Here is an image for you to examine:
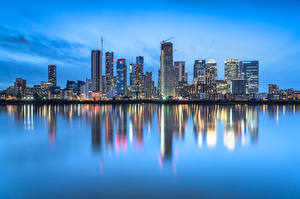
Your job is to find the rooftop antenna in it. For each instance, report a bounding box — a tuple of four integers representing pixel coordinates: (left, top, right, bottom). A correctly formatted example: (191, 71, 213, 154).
(101, 36, 104, 54)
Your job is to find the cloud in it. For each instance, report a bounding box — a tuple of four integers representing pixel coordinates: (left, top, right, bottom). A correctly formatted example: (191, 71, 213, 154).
(0, 24, 93, 89)
(0, 24, 90, 68)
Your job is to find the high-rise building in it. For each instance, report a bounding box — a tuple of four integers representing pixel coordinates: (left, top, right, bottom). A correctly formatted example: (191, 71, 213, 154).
(144, 72, 153, 98)
(105, 52, 114, 92)
(91, 50, 102, 92)
(240, 61, 259, 94)
(224, 59, 239, 92)
(174, 61, 185, 86)
(160, 42, 173, 98)
(14, 78, 26, 97)
(206, 59, 217, 84)
(158, 69, 161, 96)
(135, 56, 144, 96)
(129, 63, 136, 86)
(193, 60, 206, 84)
(184, 70, 188, 84)
(116, 59, 127, 95)
(48, 65, 57, 86)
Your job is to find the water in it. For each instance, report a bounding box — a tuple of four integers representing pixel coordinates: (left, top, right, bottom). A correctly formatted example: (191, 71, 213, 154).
(0, 104, 300, 199)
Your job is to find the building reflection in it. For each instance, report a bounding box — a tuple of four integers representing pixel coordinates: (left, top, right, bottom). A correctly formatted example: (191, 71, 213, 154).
(90, 105, 103, 152)
(47, 105, 57, 145)
(3, 104, 300, 156)
(158, 105, 173, 161)
(192, 105, 217, 148)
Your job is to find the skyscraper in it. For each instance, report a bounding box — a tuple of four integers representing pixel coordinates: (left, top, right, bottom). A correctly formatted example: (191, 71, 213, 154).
(193, 60, 206, 84)
(240, 61, 259, 94)
(135, 56, 144, 96)
(224, 59, 239, 92)
(158, 69, 161, 96)
(91, 50, 102, 92)
(174, 61, 185, 86)
(105, 52, 114, 92)
(184, 70, 188, 83)
(206, 59, 217, 84)
(48, 65, 57, 86)
(160, 42, 173, 98)
(129, 63, 136, 86)
(144, 72, 153, 98)
(116, 59, 127, 95)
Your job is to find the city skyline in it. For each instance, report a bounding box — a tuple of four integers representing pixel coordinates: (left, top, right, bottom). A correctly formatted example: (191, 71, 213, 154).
(0, 0, 300, 92)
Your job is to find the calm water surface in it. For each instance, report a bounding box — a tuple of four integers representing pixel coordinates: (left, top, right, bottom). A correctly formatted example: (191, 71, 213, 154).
(1, 104, 300, 198)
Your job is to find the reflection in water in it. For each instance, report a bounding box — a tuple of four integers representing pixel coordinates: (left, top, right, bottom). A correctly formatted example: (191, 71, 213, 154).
(2, 104, 300, 199)
(3, 104, 300, 158)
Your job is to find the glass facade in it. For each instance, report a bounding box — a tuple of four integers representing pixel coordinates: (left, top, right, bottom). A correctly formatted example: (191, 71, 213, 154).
(48, 65, 57, 87)
(160, 42, 173, 98)
(240, 61, 259, 94)
(116, 59, 127, 95)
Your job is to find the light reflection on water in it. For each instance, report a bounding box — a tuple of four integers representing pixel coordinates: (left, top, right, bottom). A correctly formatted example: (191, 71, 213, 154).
(1, 104, 300, 199)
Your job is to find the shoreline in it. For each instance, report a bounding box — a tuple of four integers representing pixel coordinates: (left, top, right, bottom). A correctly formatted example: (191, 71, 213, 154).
(0, 99, 300, 105)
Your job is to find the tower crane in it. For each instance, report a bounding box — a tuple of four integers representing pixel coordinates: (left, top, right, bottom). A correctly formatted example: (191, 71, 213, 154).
(160, 36, 175, 44)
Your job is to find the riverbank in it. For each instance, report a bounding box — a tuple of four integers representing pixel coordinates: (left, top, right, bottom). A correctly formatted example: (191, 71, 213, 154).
(1, 99, 300, 105)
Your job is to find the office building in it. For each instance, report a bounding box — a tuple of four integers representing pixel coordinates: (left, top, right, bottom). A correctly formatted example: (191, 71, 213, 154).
(184, 70, 188, 84)
(144, 72, 153, 98)
(232, 79, 246, 95)
(216, 80, 229, 95)
(116, 59, 127, 95)
(135, 56, 144, 96)
(240, 61, 259, 94)
(193, 60, 206, 84)
(91, 50, 102, 92)
(48, 65, 57, 86)
(105, 52, 114, 92)
(160, 42, 173, 98)
(14, 78, 26, 97)
(206, 59, 217, 84)
(225, 59, 239, 92)
(174, 61, 185, 86)
(129, 63, 136, 86)
(158, 69, 161, 96)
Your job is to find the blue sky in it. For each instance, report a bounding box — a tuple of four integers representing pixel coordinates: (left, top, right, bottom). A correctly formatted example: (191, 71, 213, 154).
(0, 0, 300, 91)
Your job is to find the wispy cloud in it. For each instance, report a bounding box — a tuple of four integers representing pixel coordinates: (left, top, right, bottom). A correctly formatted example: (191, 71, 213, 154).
(0, 24, 90, 68)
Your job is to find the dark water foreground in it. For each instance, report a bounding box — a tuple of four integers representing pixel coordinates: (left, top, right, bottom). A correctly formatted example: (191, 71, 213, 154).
(0, 104, 300, 199)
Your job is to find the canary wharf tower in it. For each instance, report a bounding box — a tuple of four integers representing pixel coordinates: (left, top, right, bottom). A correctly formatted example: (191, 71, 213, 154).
(160, 42, 173, 98)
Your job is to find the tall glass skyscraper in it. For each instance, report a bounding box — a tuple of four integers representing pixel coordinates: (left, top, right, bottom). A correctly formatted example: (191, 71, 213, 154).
(129, 63, 136, 86)
(48, 65, 57, 86)
(116, 59, 127, 95)
(135, 56, 144, 96)
(160, 42, 173, 98)
(105, 52, 114, 92)
(193, 60, 206, 84)
(207, 59, 217, 84)
(224, 59, 239, 92)
(240, 61, 259, 94)
(91, 50, 102, 92)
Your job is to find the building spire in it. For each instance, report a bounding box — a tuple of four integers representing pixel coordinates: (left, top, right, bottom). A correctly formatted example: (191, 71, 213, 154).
(101, 36, 104, 54)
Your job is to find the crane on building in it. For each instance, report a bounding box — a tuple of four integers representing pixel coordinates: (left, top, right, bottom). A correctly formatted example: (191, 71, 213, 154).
(160, 36, 175, 44)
